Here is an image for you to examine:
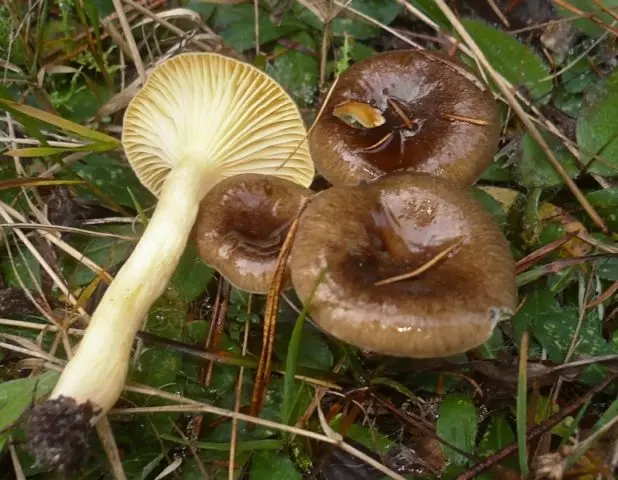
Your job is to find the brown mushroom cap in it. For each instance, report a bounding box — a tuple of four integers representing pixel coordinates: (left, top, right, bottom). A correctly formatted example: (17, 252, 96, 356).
(192, 173, 311, 293)
(311, 50, 500, 187)
(289, 173, 517, 358)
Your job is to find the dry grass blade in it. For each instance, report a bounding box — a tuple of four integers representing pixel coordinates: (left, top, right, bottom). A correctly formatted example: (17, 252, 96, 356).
(0, 205, 87, 317)
(432, 0, 608, 234)
(360, 132, 395, 153)
(229, 296, 252, 480)
(374, 239, 464, 286)
(486, 0, 510, 27)
(95, 417, 127, 480)
(441, 113, 491, 126)
(0, 99, 120, 145)
(112, 0, 146, 84)
(250, 198, 308, 418)
(122, 0, 222, 53)
(515, 232, 578, 274)
(9, 442, 26, 480)
(587, 280, 618, 309)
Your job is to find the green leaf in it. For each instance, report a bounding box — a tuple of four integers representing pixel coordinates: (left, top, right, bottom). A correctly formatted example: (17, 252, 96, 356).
(129, 291, 188, 433)
(516, 132, 580, 187)
(531, 309, 613, 364)
(586, 188, 618, 230)
(62, 224, 137, 286)
(555, 0, 618, 38)
(596, 256, 618, 281)
(186, 0, 217, 20)
(0, 98, 120, 145)
(274, 326, 333, 372)
(0, 371, 59, 450)
(470, 187, 508, 229)
(561, 57, 598, 94)
(329, 417, 394, 457)
(169, 243, 214, 302)
(462, 19, 552, 103)
(405, 0, 451, 29)
(55, 81, 113, 124)
(250, 451, 302, 480)
(331, 0, 402, 39)
(70, 154, 155, 208)
(593, 395, 618, 432)
(436, 394, 478, 466)
(511, 284, 559, 344)
(479, 156, 512, 182)
(265, 32, 319, 107)
(88, 0, 116, 16)
(0, 249, 42, 290)
(213, 5, 306, 52)
(477, 412, 515, 458)
(577, 71, 618, 176)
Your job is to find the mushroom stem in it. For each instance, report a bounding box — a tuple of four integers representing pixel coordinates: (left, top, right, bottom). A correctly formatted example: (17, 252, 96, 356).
(61, 165, 206, 403)
(27, 165, 211, 468)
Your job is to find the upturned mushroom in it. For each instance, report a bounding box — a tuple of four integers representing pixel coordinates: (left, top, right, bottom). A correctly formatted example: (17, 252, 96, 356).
(311, 50, 500, 186)
(192, 173, 312, 293)
(289, 173, 516, 358)
(27, 52, 314, 468)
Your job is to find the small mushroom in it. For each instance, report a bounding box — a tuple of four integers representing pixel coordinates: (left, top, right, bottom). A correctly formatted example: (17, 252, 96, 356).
(192, 173, 312, 293)
(311, 50, 500, 186)
(289, 173, 517, 358)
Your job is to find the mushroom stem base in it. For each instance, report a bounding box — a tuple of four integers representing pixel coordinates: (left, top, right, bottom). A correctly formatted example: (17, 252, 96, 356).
(26, 396, 98, 470)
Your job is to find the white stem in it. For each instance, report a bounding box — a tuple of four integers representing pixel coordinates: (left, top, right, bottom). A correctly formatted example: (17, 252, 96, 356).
(50, 166, 208, 413)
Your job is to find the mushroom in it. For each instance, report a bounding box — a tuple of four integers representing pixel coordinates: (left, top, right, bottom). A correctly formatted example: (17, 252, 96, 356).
(311, 50, 500, 186)
(27, 52, 314, 469)
(192, 173, 312, 293)
(289, 173, 517, 358)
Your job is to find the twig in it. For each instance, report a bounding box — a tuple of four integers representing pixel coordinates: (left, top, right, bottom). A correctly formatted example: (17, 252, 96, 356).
(432, 0, 608, 233)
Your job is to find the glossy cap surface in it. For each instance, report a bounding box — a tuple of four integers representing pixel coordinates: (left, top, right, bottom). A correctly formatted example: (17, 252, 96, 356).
(193, 173, 311, 293)
(122, 52, 315, 197)
(289, 173, 517, 358)
(311, 50, 500, 186)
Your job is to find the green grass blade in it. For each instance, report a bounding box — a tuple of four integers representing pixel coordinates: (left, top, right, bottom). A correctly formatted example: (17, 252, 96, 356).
(4, 143, 118, 157)
(0, 178, 84, 190)
(0, 98, 120, 145)
(282, 268, 327, 429)
(159, 435, 282, 452)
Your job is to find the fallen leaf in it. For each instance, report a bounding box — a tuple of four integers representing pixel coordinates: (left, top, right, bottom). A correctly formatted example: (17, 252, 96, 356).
(333, 100, 386, 129)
